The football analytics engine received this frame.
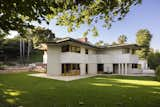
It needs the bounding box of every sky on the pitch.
[9,0,160,50]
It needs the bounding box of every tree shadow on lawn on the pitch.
[0,83,27,107]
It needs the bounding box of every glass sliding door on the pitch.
[62,64,80,76]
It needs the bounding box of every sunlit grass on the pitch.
[0,72,160,107]
[90,83,112,87]
[111,79,160,86]
[6,98,16,104]
[3,89,25,96]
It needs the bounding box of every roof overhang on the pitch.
[46,37,141,50]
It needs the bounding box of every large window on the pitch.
[62,64,80,75]
[61,45,80,53]
[62,45,69,52]
[122,48,130,54]
[71,46,80,53]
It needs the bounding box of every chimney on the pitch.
[77,37,88,43]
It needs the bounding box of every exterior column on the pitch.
[125,63,128,75]
[122,63,124,75]
[118,64,121,75]
[80,63,86,75]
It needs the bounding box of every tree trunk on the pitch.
[20,38,23,64]
[22,39,25,65]
[27,39,31,63]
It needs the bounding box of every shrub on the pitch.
[155,65,160,81]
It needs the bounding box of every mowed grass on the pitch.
[0,73,160,107]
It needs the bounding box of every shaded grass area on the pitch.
[0,73,160,107]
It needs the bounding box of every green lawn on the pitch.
[0,73,160,107]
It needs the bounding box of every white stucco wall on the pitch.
[127,64,142,74]
[60,52,138,64]
[80,47,85,54]
[88,49,96,54]
[80,63,86,75]
[47,45,61,76]
[43,51,47,64]
[88,63,97,74]
[97,48,123,55]
[138,60,148,70]
[104,63,113,73]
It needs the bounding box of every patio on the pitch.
[29,73,96,81]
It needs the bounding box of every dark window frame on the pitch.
[62,45,70,52]
[132,64,138,68]
[85,49,88,54]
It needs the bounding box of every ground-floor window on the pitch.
[132,64,138,68]
[86,64,88,74]
[62,64,80,76]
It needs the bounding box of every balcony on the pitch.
[60,52,138,63]
[97,54,138,63]
[60,52,88,63]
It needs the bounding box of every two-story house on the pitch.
[46,37,141,76]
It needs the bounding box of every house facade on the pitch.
[46,37,141,76]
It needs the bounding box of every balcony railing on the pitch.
[60,52,138,63]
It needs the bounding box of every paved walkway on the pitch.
[29,72,155,81]
[29,73,96,81]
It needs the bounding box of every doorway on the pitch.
[97,64,104,74]
[113,64,118,74]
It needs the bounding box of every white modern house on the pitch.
[46,37,143,76]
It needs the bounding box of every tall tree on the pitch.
[23,27,55,48]
[0,0,142,37]
[148,51,160,70]
[118,35,127,44]
[136,29,152,59]
[22,27,54,63]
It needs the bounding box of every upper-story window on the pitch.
[62,45,80,53]
[62,45,69,52]
[122,48,130,54]
[131,49,135,54]
[71,46,80,53]
[85,49,88,54]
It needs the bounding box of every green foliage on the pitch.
[95,40,104,46]
[0,0,141,37]
[156,65,160,81]
[29,50,43,63]
[112,42,118,45]
[118,35,127,44]
[0,38,21,62]
[23,27,55,48]
[148,51,160,70]
[136,29,152,59]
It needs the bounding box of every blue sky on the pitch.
[32,0,160,50]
